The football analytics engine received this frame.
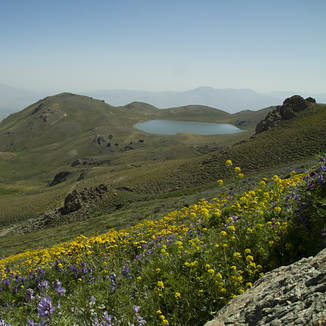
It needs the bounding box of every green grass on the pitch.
[0,94,325,261]
[0,187,20,195]
[0,154,325,325]
[0,158,312,258]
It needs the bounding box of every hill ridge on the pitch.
[0,93,325,240]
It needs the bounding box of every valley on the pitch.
[0,93,325,258]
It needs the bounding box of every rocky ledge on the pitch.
[255,95,316,134]
[204,248,326,326]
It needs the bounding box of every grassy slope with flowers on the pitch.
[1,155,326,326]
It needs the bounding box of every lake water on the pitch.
[135,120,245,135]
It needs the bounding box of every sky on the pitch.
[1,0,325,94]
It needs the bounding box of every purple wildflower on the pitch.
[103,311,114,323]
[3,278,10,287]
[133,305,146,325]
[0,320,12,326]
[109,273,117,293]
[37,296,56,319]
[121,265,131,278]
[38,280,49,292]
[26,288,35,301]
[52,280,66,296]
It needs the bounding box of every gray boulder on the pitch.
[204,248,326,326]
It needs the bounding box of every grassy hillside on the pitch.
[0,93,262,226]
[0,93,325,325]
[119,103,326,194]
[0,154,325,325]
[0,94,325,256]
[0,93,256,171]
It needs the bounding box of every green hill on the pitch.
[0,93,252,165]
[0,93,325,256]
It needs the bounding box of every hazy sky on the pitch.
[1,0,325,94]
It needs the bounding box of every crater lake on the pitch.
[135,120,245,135]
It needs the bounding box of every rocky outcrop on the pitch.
[31,103,66,125]
[60,184,109,214]
[120,145,134,152]
[47,170,85,187]
[93,134,106,146]
[11,183,114,234]
[255,95,316,134]
[204,248,326,326]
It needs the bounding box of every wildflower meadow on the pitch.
[1,154,326,325]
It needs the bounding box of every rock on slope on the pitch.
[255,95,316,134]
[204,248,326,326]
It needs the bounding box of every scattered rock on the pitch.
[31,103,65,125]
[77,171,87,181]
[255,95,316,134]
[120,145,134,152]
[116,186,134,192]
[70,158,110,167]
[71,159,85,167]
[93,134,106,146]
[31,103,44,115]
[60,184,109,215]
[204,248,326,326]
[47,170,84,187]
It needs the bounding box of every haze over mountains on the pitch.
[1,82,326,120]
[86,87,283,112]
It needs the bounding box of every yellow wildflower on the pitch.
[226,160,232,166]
[274,207,282,214]
[233,252,241,259]
[157,281,164,288]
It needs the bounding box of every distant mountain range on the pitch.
[86,87,283,113]
[1,83,325,120]
[0,83,49,120]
